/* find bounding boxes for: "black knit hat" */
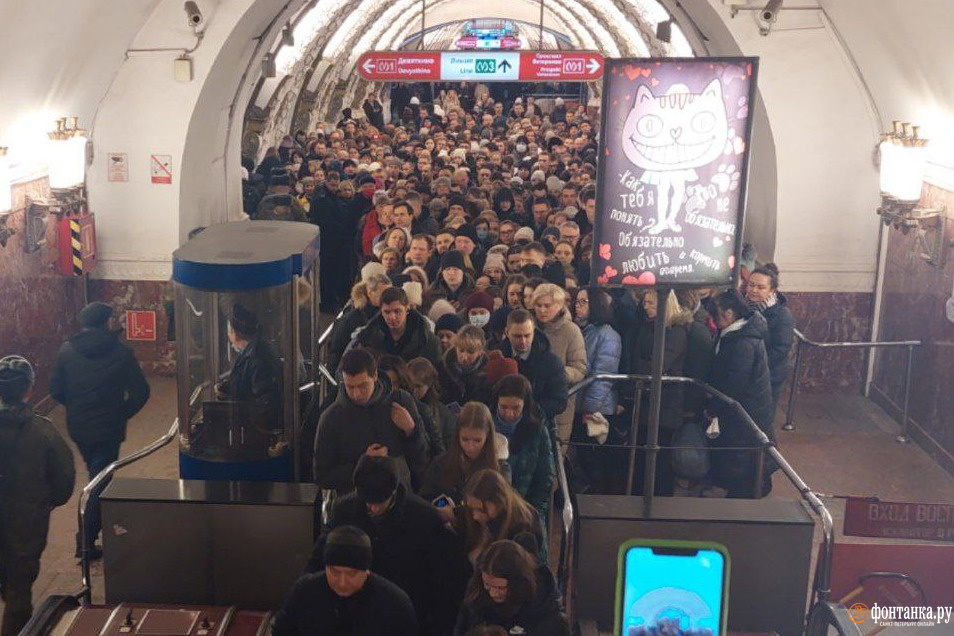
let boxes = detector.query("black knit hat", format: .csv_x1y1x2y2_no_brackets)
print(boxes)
435,312,464,334
353,455,399,504
229,303,259,337
0,355,35,403
455,223,479,246
324,526,372,571
79,302,113,329
270,172,291,187
448,195,467,210
440,250,465,271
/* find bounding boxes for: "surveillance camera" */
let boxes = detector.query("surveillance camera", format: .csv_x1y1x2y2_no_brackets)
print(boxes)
760,0,782,24
184,1,203,28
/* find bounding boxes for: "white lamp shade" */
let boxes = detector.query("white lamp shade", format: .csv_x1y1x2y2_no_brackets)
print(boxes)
0,155,11,212
880,138,927,202
48,136,86,189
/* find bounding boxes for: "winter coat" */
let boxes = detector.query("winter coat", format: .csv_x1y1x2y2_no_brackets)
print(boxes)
313,375,428,494
683,308,715,416
707,313,775,445
538,311,587,439
578,322,621,415
50,327,150,447
419,399,457,450
500,332,568,424
360,212,384,258
411,209,440,236
254,193,308,222
362,99,385,129
307,486,465,636
353,310,442,369
632,319,691,430
760,293,795,389
502,411,555,522
440,349,492,407
454,566,570,636
0,404,75,557
311,191,360,297
273,572,418,636
413,394,446,458
327,304,377,375
431,273,475,305
220,333,282,411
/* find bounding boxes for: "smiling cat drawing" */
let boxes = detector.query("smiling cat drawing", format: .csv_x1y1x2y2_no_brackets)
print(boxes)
623,78,729,235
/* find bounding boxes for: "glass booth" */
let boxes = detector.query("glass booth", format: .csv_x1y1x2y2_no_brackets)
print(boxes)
172,221,319,481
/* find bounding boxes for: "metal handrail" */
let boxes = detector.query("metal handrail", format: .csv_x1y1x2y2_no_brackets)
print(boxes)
564,373,836,606
784,329,921,442
78,419,179,605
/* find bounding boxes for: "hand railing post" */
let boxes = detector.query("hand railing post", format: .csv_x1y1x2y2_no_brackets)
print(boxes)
753,444,766,499
898,344,914,443
783,338,802,432
642,292,669,514
626,381,643,496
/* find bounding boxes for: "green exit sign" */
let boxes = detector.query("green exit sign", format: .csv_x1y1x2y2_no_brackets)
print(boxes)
475,59,496,73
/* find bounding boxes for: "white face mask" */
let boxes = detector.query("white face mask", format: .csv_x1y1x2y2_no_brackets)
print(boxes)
469,313,490,328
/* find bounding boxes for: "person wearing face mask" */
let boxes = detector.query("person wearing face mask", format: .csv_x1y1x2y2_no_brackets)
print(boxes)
441,325,492,407
706,290,776,498
464,291,495,331
305,457,463,636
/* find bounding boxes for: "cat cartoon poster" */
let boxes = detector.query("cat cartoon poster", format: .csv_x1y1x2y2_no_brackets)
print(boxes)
592,58,758,288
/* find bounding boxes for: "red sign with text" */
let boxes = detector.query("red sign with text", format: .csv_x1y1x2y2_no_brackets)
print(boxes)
126,310,157,342
844,497,954,541
518,51,604,80
356,50,604,82
358,52,442,81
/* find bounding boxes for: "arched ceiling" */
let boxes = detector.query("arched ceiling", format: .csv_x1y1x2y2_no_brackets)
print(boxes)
246,0,692,147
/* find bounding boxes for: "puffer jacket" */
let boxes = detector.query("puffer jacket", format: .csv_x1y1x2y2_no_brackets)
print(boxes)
578,322,621,415
313,375,428,494
503,410,555,522
50,327,150,446
632,314,692,431
760,293,795,389
538,311,586,440
0,404,75,556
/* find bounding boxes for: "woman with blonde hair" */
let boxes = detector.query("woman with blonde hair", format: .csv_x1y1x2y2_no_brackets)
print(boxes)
456,469,544,566
530,283,586,442
420,403,508,523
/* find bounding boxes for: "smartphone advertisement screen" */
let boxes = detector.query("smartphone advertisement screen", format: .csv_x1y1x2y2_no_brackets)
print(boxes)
617,541,729,636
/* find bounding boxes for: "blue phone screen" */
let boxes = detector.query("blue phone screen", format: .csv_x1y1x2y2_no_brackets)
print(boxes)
621,546,724,635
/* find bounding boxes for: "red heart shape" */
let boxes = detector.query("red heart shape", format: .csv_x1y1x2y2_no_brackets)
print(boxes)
621,275,640,285
623,65,643,81
597,275,610,285
598,243,612,260
637,271,656,285
604,265,618,278
641,68,651,77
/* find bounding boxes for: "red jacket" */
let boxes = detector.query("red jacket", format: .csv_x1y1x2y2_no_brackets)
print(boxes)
361,212,383,257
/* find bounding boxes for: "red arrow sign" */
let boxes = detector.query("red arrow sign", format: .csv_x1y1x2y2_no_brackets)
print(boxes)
356,50,604,82
518,51,604,80
357,51,441,81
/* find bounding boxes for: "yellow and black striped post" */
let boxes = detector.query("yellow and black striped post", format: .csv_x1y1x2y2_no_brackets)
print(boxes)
70,219,83,276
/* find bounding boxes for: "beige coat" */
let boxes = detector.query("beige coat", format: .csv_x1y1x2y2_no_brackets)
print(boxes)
539,310,587,442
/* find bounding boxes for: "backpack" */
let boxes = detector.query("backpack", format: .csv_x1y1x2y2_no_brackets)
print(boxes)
671,420,710,480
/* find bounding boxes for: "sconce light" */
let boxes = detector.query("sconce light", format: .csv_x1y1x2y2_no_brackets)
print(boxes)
877,121,948,267
0,146,11,213
281,24,295,47
262,54,277,78
47,117,87,191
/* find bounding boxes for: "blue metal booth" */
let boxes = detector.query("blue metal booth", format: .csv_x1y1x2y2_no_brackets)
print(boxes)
172,221,319,481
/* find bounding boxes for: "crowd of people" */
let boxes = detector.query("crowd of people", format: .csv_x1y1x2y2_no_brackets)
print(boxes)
239,82,796,635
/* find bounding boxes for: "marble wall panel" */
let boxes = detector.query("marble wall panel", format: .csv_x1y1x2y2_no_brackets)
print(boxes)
871,183,954,475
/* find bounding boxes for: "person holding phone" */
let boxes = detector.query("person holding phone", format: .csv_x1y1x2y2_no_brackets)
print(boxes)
456,469,545,566
454,540,570,636
420,403,509,523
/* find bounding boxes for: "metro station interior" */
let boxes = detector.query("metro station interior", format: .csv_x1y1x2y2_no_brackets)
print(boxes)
2,1,954,635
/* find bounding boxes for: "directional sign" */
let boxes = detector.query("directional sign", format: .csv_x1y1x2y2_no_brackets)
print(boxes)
357,50,604,82
357,51,441,81
519,51,604,80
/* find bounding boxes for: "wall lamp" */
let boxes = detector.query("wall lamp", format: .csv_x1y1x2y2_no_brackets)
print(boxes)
877,121,948,267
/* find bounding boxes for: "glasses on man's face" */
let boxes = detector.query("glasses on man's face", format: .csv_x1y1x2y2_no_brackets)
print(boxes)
575,298,589,306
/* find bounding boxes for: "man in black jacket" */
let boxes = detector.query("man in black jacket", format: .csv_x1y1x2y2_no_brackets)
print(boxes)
51,302,150,558
273,526,417,636
0,356,75,636
306,457,464,636
500,309,568,423
314,349,427,494
351,287,442,369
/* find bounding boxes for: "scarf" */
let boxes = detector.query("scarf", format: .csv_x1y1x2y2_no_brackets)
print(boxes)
748,292,778,313
715,317,748,355
495,412,517,440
